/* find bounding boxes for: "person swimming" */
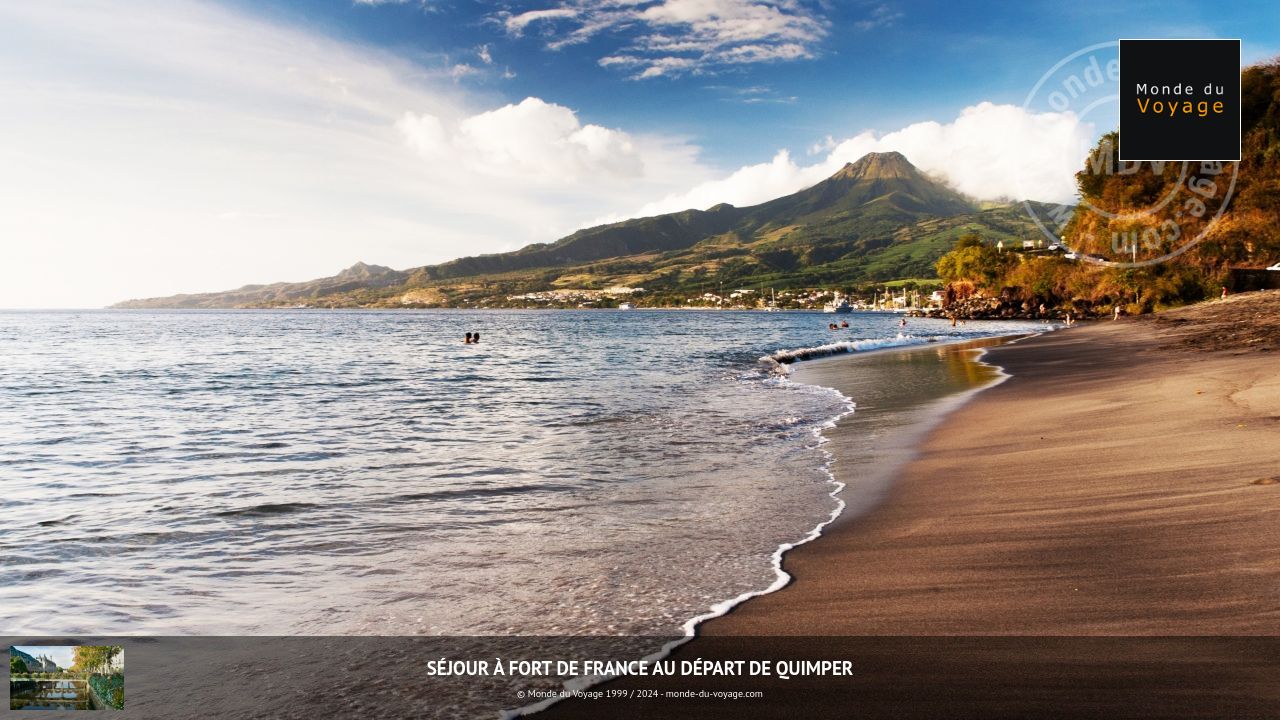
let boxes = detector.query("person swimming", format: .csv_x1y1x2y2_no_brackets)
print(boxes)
465,332,473,344
840,320,849,328
472,331,481,344
899,317,907,328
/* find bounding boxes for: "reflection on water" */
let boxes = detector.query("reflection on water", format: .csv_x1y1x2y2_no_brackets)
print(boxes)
9,680,91,710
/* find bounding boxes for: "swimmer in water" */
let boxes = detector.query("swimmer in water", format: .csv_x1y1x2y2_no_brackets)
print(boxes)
464,332,473,344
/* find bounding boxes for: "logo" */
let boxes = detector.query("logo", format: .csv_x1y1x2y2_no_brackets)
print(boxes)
1019,41,1238,268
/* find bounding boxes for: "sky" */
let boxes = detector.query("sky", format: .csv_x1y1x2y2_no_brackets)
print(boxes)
12,646,75,670
2,0,1278,308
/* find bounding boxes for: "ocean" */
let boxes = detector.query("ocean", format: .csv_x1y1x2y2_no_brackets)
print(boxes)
0,309,1040,636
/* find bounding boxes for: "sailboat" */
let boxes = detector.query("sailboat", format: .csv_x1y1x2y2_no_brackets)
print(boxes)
763,288,782,312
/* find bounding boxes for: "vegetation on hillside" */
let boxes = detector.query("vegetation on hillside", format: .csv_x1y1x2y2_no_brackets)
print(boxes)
934,59,1280,317
115,153,1044,309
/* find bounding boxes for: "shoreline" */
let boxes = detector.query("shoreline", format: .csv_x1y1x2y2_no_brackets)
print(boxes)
679,333,1037,637
541,291,1280,718
506,334,1019,719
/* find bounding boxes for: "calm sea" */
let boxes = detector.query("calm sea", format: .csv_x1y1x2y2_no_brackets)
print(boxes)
0,309,1039,635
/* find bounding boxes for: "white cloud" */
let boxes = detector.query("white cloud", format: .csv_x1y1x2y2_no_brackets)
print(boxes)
632,102,1094,217
0,0,712,308
397,97,646,182
501,0,829,78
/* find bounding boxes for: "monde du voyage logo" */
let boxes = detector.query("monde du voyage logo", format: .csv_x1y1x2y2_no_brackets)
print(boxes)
1020,39,1242,268
1120,39,1241,162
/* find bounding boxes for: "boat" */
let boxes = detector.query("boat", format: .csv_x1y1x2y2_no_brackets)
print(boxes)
823,294,852,314
763,288,782,312
618,302,635,310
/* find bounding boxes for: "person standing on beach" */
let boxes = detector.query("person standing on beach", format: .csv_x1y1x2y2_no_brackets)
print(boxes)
1222,286,1229,300
1113,306,1122,321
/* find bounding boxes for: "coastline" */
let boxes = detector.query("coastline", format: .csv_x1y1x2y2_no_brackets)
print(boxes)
680,334,1034,636
541,291,1280,718
505,334,1021,719
708,293,1280,636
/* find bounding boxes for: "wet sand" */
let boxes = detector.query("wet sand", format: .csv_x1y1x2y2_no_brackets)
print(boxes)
543,291,1280,718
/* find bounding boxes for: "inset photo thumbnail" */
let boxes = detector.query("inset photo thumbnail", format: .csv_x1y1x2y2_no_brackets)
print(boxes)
9,646,124,711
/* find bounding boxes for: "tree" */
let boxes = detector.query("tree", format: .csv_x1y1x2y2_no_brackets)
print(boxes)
11,656,28,675
72,646,121,676
935,234,1009,285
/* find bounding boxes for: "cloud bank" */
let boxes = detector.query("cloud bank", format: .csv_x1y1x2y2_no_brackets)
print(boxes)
633,102,1094,218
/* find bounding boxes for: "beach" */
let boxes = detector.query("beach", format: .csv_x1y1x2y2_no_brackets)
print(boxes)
543,290,1280,718
716,290,1280,636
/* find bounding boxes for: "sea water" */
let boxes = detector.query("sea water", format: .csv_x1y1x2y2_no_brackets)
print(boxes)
0,309,1038,635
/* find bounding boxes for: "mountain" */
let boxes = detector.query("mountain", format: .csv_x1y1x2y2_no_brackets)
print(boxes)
115,262,410,309
113,152,1046,309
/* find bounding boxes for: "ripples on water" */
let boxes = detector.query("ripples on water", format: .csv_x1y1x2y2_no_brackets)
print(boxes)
0,310,1037,635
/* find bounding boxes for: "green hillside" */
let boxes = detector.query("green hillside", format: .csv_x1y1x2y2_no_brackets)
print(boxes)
114,152,1048,309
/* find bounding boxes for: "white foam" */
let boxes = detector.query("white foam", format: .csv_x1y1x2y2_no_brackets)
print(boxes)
762,334,937,368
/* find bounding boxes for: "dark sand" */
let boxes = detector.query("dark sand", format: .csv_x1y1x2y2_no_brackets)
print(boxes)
543,291,1280,718
711,295,1280,636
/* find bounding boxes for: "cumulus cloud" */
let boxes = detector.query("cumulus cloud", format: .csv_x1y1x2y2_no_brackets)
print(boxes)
633,102,1094,217
397,98,644,182
500,0,830,78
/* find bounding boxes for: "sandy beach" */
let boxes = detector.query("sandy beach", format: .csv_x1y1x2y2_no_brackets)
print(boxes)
544,290,1280,718
713,290,1280,636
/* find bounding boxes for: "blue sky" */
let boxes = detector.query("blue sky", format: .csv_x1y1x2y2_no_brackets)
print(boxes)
229,0,1280,168
1,0,1277,307
12,646,75,670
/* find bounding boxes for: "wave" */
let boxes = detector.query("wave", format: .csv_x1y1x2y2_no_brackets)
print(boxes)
761,334,937,368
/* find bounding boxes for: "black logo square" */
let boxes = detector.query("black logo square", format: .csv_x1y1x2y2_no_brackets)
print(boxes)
1119,39,1240,161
